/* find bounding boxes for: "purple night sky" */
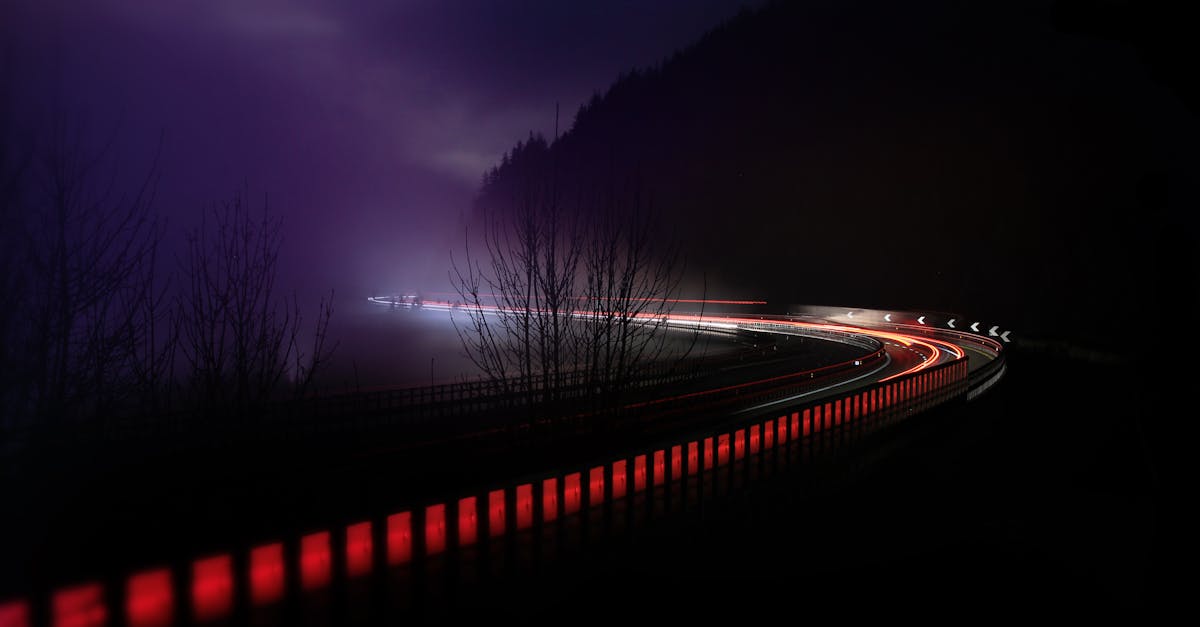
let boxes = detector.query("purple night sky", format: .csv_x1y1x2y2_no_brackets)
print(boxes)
3,0,762,300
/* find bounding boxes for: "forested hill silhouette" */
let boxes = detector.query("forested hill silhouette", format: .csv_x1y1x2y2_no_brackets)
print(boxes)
473,0,1197,350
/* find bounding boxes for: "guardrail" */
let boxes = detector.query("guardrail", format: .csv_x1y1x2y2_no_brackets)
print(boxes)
0,327,754,448
0,352,972,627
32,322,882,451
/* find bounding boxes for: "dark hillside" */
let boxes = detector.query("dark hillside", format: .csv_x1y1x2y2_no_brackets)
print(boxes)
476,0,1198,351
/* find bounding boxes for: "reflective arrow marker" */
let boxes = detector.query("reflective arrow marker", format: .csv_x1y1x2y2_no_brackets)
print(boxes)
988,325,1000,337
970,322,980,333
1000,331,1011,343
884,314,892,322
947,318,956,329
917,316,926,325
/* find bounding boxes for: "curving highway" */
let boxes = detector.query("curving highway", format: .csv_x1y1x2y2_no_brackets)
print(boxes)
365,296,1003,412
1,300,1009,627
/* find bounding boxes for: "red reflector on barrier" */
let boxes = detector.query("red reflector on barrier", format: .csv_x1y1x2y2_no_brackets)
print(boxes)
790,412,799,439
249,543,285,605
734,430,745,460
300,531,332,590
686,442,698,475
612,461,627,500
387,512,413,565
765,419,775,448
192,555,233,621
425,504,447,555
0,600,29,627
717,433,730,465
589,466,605,505
564,473,582,514
346,521,372,577
126,568,173,627
459,496,479,545
516,484,534,529
53,583,106,627
703,437,714,470
488,490,506,537
542,479,559,522
634,455,647,492
750,425,761,454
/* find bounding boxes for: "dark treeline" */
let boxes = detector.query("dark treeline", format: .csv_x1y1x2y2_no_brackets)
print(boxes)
475,0,1199,348
0,117,335,441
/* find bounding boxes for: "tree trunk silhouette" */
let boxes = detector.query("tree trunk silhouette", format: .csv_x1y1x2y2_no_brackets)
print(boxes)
179,186,335,420
452,172,581,406
452,162,690,418
579,178,687,402
0,115,168,432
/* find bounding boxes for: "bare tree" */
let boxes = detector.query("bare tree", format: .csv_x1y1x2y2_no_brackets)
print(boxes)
123,242,180,417
1,105,335,441
0,77,33,431
1,116,168,429
453,161,689,412
452,171,582,403
578,179,686,398
179,187,334,417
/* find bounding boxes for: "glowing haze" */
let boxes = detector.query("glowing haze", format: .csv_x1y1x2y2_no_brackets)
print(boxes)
2,0,762,299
